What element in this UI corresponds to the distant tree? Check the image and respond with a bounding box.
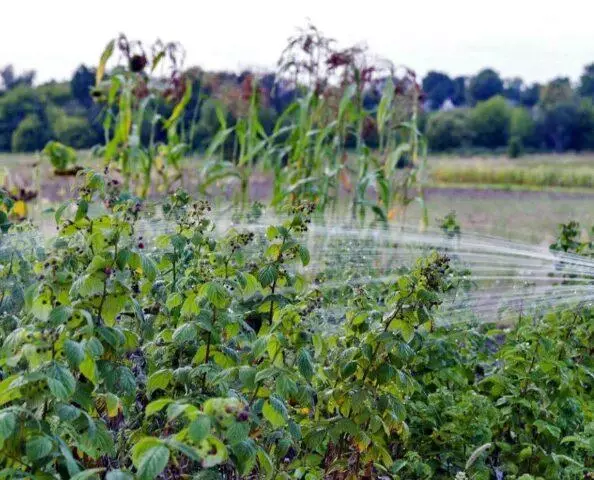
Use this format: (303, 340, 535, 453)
(537, 101, 580, 152)
(422, 71, 455, 110)
(539, 77, 574, 109)
(70, 65, 95, 106)
(38, 82, 73, 107)
(11, 114, 50, 152)
(0, 65, 35, 91)
(451, 76, 467, 106)
(0, 86, 47, 151)
(520, 83, 541, 107)
(426, 110, 472, 151)
(468, 95, 511, 148)
(577, 99, 594, 150)
(578, 63, 594, 99)
(509, 107, 536, 147)
(503, 77, 524, 104)
(468, 68, 503, 104)
(53, 115, 97, 149)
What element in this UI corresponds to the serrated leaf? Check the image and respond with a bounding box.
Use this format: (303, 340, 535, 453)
(137, 445, 169, 480)
(199, 282, 231, 309)
(180, 292, 199, 317)
(262, 399, 286, 428)
(26, 436, 53, 461)
(226, 422, 250, 445)
(258, 264, 278, 288)
(297, 348, 314, 381)
(166, 293, 183, 309)
(173, 322, 197, 344)
(46, 363, 76, 400)
(231, 440, 257, 475)
(140, 255, 158, 282)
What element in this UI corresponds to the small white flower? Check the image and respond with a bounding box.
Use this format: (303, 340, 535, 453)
(455, 472, 468, 480)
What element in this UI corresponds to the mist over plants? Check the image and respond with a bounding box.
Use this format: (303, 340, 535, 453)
(0, 23, 593, 480)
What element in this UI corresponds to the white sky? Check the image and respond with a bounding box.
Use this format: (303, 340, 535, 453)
(1, 0, 594, 85)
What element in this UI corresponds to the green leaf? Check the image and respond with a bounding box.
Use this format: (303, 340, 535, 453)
(257, 448, 273, 477)
(298, 245, 310, 266)
(147, 369, 173, 394)
(199, 282, 231, 309)
(226, 422, 250, 445)
(189, 416, 211, 442)
(137, 445, 170, 480)
(71, 274, 104, 298)
(297, 348, 314, 381)
(46, 363, 76, 400)
(0, 411, 16, 442)
(31, 293, 52, 321)
(106, 471, 133, 480)
(163, 81, 192, 129)
(80, 355, 98, 384)
(180, 293, 199, 317)
(86, 255, 108, 274)
(49, 306, 72, 325)
(166, 293, 183, 309)
(26, 436, 53, 461)
(64, 340, 85, 367)
(146, 398, 174, 416)
(140, 255, 158, 282)
(166, 439, 202, 462)
(231, 440, 257, 475)
(102, 295, 128, 326)
(257, 264, 278, 288)
(173, 323, 197, 344)
(262, 399, 286, 428)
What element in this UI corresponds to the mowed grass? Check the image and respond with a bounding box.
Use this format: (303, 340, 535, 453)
(428, 153, 594, 189)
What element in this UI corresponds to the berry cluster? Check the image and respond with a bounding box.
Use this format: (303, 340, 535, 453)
(228, 231, 255, 253)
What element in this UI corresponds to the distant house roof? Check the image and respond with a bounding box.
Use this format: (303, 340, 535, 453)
(440, 98, 456, 111)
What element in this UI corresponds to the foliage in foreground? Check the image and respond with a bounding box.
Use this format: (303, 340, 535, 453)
(0, 172, 592, 479)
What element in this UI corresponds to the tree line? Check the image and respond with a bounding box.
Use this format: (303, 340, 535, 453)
(2, 57, 594, 156)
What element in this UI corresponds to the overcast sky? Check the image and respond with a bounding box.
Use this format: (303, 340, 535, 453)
(1, 0, 594, 85)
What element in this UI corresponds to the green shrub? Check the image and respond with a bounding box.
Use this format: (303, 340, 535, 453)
(507, 136, 524, 158)
(0, 173, 592, 479)
(468, 96, 511, 148)
(42, 140, 79, 173)
(426, 110, 472, 151)
(10, 114, 50, 152)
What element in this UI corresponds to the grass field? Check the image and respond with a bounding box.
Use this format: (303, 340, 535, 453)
(3, 152, 594, 243)
(428, 152, 594, 189)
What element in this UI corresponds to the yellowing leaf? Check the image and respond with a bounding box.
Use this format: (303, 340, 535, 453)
(11, 200, 27, 219)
